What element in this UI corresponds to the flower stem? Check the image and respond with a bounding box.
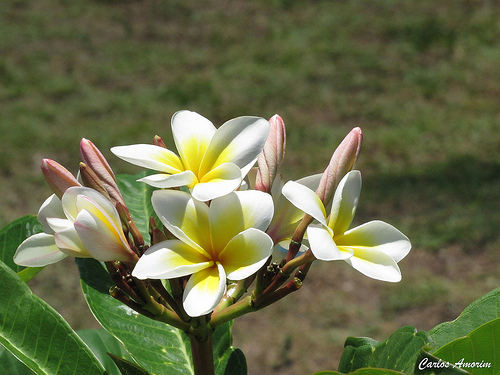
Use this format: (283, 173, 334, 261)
(189, 329, 214, 375)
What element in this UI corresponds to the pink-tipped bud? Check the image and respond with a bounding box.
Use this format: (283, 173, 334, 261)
(41, 159, 80, 199)
(315, 127, 363, 206)
(80, 138, 124, 205)
(256, 114, 286, 193)
(153, 135, 167, 148)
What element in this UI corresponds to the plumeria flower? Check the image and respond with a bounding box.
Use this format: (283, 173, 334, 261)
(14, 187, 137, 267)
(282, 170, 411, 282)
(132, 189, 274, 317)
(111, 110, 270, 202)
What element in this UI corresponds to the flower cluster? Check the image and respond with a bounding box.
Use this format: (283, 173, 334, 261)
(15, 109, 410, 323)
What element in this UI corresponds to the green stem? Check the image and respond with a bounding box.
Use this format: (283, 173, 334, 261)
(210, 296, 255, 327)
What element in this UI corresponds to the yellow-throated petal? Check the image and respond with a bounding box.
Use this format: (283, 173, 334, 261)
(13, 233, 67, 267)
(209, 190, 274, 251)
(307, 224, 352, 261)
(328, 170, 361, 235)
(132, 240, 213, 280)
(219, 228, 273, 280)
(282, 181, 327, 225)
(199, 116, 270, 177)
(171, 110, 216, 176)
(54, 226, 91, 258)
(336, 220, 411, 263)
(74, 208, 134, 262)
(343, 247, 402, 282)
(138, 170, 198, 189)
(152, 190, 212, 257)
(191, 162, 242, 201)
(183, 262, 226, 317)
(111, 144, 185, 174)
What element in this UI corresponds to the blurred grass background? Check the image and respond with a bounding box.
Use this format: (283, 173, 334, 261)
(2, 0, 500, 373)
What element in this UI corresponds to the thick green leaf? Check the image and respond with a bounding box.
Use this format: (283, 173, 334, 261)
(338, 326, 434, 375)
(313, 369, 405, 375)
(108, 353, 152, 375)
(415, 348, 471, 374)
(78, 329, 137, 375)
(0, 215, 43, 273)
(432, 317, 500, 375)
(116, 172, 158, 243)
(0, 261, 105, 375)
(429, 286, 500, 348)
(77, 258, 247, 375)
(0, 344, 34, 374)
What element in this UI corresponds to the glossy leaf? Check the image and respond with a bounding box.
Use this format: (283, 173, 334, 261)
(338, 326, 433, 375)
(0, 215, 43, 273)
(432, 317, 500, 375)
(77, 258, 246, 375)
(0, 261, 105, 375)
(116, 172, 158, 243)
(415, 348, 471, 374)
(429, 286, 500, 348)
(78, 329, 137, 375)
(108, 353, 151, 375)
(0, 344, 34, 375)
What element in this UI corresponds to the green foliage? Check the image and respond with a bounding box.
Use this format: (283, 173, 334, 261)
(77, 329, 137, 375)
(432, 318, 500, 375)
(116, 172, 158, 243)
(313, 370, 405, 375)
(77, 258, 247, 375)
(0, 215, 42, 273)
(429, 285, 500, 348)
(338, 326, 433, 374)
(0, 261, 105, 375)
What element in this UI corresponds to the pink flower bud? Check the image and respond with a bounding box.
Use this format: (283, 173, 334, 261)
(80, 138, 124, 205)
(256, 114, 286, 192)
(315, 127, 362, 206)
(41, 159, 80, 199)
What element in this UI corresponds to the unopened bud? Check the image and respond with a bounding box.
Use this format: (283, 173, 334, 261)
(80, 138, 124, 205)
(256, 114, 286, 192)
(79, 162, 111, 199)
(41, 159, 80, 199)
(315, 127, 362, 206)
(153, 135, 167, 148)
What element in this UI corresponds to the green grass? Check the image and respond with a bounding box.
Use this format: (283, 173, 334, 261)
(2, 0, 500, 373)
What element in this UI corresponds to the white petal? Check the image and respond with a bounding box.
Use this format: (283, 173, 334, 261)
(138, 170, 197, 189)
(328, 170, 361, 235)
(171, 110, 216, 175)
(337, 220, 411, 263)
(191, 162, 242, 201)
(199, 117, 270, 177)
(307, 225, 352, 261)
(282, 181, 327, 225)
(345, 249, 402, 282)
(13, 233, 67, 267)
(152, 190, 212, 256)
(183, 263, 226, 317)
(46, 217, 73, 234)
(220, 228, 273, 280)
(132, 240, 212, 279)
(111, 144, 184, 174)
(74, 209, 134, 262)
(37, 194, 65, 234)
(209, 190, 274, 250)
(54, 226, 91, 258)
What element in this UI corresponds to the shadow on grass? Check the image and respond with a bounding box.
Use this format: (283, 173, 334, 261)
(358, 156, 500, 252)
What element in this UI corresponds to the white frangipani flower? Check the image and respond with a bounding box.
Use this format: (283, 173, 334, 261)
(132, 189, 274, 317)
(111, 110, 270, 202)
(282, 170, 411, 282)
(14, 187, 136, 267)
